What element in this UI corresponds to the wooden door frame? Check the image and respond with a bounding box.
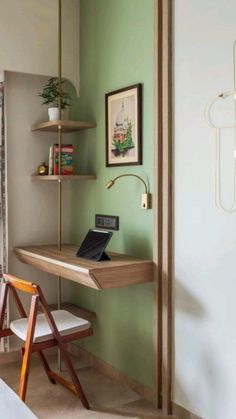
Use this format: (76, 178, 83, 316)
(153, 0, 173, 414)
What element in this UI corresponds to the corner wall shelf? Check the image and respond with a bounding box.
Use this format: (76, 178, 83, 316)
(31, 120, 96, 133)
(39, 302, 96, 322)
(31, 175, 96, 181)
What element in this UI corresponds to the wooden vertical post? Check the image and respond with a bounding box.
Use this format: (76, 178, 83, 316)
(57, 0, 62, 371)
(153, 0, 173, 414)
(153, 0, 163, 409)
(161, 0, 173, 414)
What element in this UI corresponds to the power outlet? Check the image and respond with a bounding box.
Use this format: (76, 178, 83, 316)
(95, 214, 119, 230)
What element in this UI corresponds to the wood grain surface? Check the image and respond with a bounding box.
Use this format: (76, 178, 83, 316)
(14, 244, 153, 290)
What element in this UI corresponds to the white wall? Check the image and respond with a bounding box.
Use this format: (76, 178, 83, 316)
(0, 0, 80, 91)
(174, 1, 236, 418)
(6, 72, 72, 331)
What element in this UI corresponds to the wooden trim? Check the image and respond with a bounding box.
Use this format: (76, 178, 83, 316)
(68, 342, 154, 402)
(153, 0, 173, 414)
(68, 345, 201, 419)
(172, 403, 202, 419)
(161, 0, 173, 414)
(69, 344, 182, 418)
(153, 0, 163, 409)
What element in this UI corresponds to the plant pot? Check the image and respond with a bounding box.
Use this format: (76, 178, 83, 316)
(48, 108, 68, 121)
(48, 107, 60, 121)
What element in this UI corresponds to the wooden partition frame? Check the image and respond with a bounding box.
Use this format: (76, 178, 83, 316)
(153, 0, 173, 414)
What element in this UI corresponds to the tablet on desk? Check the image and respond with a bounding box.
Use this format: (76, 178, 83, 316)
(76, 229, 113, 261)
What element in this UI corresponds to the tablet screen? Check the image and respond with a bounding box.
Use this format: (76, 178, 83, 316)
(76, 229, 113, 261)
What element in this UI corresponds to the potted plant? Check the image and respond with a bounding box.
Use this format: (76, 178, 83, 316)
(39, 77, 71, 121)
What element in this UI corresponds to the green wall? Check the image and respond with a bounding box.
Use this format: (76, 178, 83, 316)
(69, 0, 154, 388)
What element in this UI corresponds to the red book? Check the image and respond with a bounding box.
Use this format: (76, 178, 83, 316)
(53, 144, 74, 175)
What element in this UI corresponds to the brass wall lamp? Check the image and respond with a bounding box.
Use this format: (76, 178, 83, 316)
(106, 174, 152, 209)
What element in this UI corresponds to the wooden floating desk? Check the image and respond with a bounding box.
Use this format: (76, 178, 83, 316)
(14, 245, 153, 290)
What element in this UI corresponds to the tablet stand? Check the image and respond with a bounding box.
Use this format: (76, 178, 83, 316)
(76, 229, 113, 261)
(98, 252, 110, 261)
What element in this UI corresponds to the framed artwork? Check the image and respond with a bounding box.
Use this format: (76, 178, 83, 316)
(105, 84, 142, 166)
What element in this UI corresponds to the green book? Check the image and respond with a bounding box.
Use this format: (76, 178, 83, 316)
(48, 144, 54, 175)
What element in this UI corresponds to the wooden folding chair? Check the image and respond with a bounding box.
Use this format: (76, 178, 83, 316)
(0, 273, 93, 409)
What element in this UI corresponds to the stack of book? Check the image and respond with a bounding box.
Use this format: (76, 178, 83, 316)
(49, 144, 74, 175)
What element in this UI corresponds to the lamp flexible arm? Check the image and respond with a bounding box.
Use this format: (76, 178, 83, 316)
(112, 174, 148, 193)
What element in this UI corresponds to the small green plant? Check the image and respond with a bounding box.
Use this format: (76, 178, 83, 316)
(39, 77, 71, 109)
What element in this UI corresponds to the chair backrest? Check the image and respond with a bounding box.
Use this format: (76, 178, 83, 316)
(0, 274, 60, 342)
(4, 274, 39, 295)
(1, 273, 43, 320)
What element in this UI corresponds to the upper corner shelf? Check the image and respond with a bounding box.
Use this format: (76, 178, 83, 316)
(31, 175, 96, 181)
(31, 120, 96, 133)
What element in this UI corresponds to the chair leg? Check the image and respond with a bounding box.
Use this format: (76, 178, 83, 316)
(37, 350, 56, 385)
(18, 343, 33, 401)
(37, 293, 89, 408)
(18, 295, 39, 402)
(59, 345, 90, 409)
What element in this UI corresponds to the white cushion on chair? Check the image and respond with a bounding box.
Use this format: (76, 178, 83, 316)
(10, 310, 91, 343)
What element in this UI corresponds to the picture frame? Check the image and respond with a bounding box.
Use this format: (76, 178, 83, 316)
(105, 84, 142, 167)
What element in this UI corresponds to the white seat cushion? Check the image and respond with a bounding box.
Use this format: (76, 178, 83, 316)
(10, 310, 91, 343)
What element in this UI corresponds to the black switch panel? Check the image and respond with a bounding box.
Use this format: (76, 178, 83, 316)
(95, 214, 119, 231)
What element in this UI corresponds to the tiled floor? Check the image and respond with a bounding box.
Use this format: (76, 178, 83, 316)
(0, 351, 171, 419)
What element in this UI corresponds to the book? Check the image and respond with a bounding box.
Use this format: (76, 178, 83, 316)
(48, 144, 54, 175)
(53, 144, 74, 175)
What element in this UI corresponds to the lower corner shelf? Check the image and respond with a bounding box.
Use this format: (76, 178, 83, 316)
(40, 302, 96, 322)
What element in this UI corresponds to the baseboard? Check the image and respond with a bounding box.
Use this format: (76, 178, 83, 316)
(68, 342, 154, 402)
(172, 403, 202, 419)
(68, 343, 201, 419)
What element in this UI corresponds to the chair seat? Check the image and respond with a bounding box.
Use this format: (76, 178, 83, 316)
(10, 310, 91, 343)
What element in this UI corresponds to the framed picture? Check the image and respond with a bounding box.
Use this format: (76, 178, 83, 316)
(105, 84, 142, 166)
